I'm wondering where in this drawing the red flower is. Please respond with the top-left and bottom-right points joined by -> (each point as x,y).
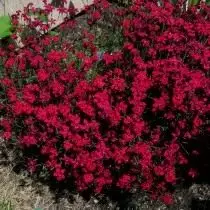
21,135 -> 37,147
47,50 -> 67,62
133,120 -> 145,136
117,174 -> 135,190
188,168 -> 198,178
37,69 -> 49,82
30,55 -> 44,68
160,193 -> 174,205
50,80 -> 65,96
27,159 -> 37,173
141,179 -> 153,191
152,94 -> 168,112
0,119 -> 12,140
94,90 -> 112,114
4,57 -> 15,68
77,101 -> 95,117
93,76 -> 105,89
165,167 -> 176,183
63,141 -> 73,151
13,101 -> 33,115
103,53 -> 115,65
54,166 -> 65,181
7,87 -> 17,103
111,78 -> 125,92
84,173 -> 94,184
154,166 -> 165,176
91,11 -> 101,22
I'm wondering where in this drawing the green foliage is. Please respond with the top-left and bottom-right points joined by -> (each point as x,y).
0,16 -> 13,39
29,9 -> 48,22
188,0 -> 200,5
170,0 -> 178,4
49,31 -> 59,36
38,14 -> 48,22
0,200 -> 13,210
86,63 -> 101,81
110,0 -> 131,6
94,26 -> 124,53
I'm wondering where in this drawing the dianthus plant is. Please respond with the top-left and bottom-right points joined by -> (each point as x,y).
0,0 -> 210,205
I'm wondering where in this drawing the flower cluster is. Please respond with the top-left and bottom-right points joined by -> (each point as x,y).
0,0 -> 209,205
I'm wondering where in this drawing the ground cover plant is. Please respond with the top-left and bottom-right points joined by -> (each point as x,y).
0,0 -> 209,206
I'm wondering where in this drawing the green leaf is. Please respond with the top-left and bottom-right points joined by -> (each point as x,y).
188,0 -> 200,6
28,8 -> 48,22
49,31 -> 59,36
0,16 -> 12,39
170,0 -> 178,4
38,14 -> 48,22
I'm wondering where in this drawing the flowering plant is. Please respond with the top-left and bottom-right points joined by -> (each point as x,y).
0,0 -> 210,205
